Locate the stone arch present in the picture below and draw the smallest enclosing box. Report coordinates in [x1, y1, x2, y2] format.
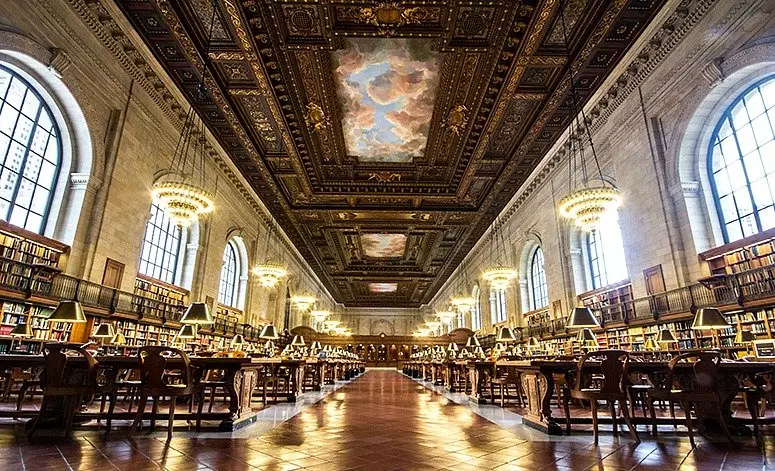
[517, 232, 542, 312]
[0, 30, 94, 244]
[369, 319, 395, 336]
[674, 42, 775, 253]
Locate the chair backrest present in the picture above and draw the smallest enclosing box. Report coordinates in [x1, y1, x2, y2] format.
[137, 345, 191, 389]
[575, 349, 629, 394]
[41, 343, 98, 390]
[665, 351, 721, 394]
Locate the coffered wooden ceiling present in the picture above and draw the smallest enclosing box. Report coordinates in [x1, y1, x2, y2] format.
[115, 0, 667, 307]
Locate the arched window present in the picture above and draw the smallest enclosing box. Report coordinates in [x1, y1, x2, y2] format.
[0, 65, 61, 234]
[471, 284, 482, 331]
[138, 202, 184, 285]
[218, 240, 240, 308]
[489, 287, 507, 324]
[586, 211, 628, 289]
[708, 75, 775, 243]
[529, 247, 548, 310]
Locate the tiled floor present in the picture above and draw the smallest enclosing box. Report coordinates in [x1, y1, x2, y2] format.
[0, 369, 772, 470]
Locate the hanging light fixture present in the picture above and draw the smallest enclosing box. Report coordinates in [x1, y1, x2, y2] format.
[310, 310, 330, 322]
[253, 220, 288, 288]
[291, 294, 316, 311]
[152, 1, 220, 227]
[450, 295, 476, 314]
[451, 262, 476, 313]
[482, 216, 517, 291]
[324, 319, 340, 331]
[555, 5, 622, 232]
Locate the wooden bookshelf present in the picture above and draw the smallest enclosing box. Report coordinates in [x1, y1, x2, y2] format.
[0, 301, 70, 354]
[579, 280, 634, 324]
[214, 304, 241, 333]
[699, 228, 775, 275]
[133, 275, 188, 318]
[0, 220, 68, 291]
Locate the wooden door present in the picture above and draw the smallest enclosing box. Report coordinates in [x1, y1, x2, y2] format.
[643, 265, 668, 313]
[102, 259, 125, 289]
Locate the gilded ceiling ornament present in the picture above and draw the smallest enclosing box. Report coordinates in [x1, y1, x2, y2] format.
[446, 105, 469, 135]
[358, 3, 424, 35]
[367, 172, 401, 183]
[305, 102, 327, 132]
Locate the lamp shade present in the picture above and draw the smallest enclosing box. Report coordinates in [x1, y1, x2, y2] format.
[447, 342, 459, 352]
[691, 307, 730, 329]
[111, 331, 127, 346]
[576, 328, 596, 343]
[735, 330, 755, 344]
[259, 324, 279, 339]
[644, 338, 658, 351]
[310, 341, 322, 350]
[496, 326, 517, 342]
[566, 306, 600, 328]
[473, 346, 485, 358]
[176, 324, 196, 340]
[291, 335, 306, 347]
[47, 300, 86, 323]
[231, 334, 245, 347]
[527, 337, 540, 348]
[93, 323, 115, 339]
[180, 302, 213, 325]
[466, 335, 480, 348]
[10, 322, 32, 338]
[656, 328, 677, 343]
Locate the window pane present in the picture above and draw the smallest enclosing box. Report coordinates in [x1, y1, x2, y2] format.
[741, 213, 758, 237]
[745, 89, 766, 119]
[736, 124, 757, 156]
[0, 65, 62, 234]
[726, 221, 743, 242]
[751, 114, 773, 147]
[759, 206, 775, 231]
[137, 202, 183, 285]
[713, 169, 732, 196]
[731, 100, 749, 129]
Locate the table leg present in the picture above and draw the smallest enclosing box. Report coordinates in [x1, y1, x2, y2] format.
[468, 366, 487, 404]
[520, 369, 563, 435]
[218, 366, 258, 432]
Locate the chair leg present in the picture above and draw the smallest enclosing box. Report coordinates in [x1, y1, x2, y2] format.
[196, 391, 204, 432]
[610, 400, 618, 435]
[167, 397, 176, 441]
[209, 386, 217, 413]
[591, 399, 599, 445]
[619, 399, 639, 443]
[681, 401, 695, 448]
[713, 400, 734, 444]
[129, 395, 148, 435]
[106, 392, 117, 432]
[745, 391, 761, 440]
[150, 396, 158, 431]
[563, 389, 571, 435]
[500, 384, 505, 408]
[127, 387, 136, 413]
[647, 396, 658, 437]
[16, 382, 29, 412]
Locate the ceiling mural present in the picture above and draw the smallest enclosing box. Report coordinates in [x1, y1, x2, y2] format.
[369, 283, 398, 294]
[333, 38, 439, 163]
[115, 0, 671, 307]
[361, 233, 408, 259]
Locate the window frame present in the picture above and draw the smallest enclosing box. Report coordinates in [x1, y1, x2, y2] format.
[707, 74, 775, 243]
[0, 64, 62, 234]
[137, 202, 184, 285]
[471, 284, 482, 331]
[489, 287, 507, 324]
[529, 247, 549, 310]
[587, 230, 605, 289]
[218, 240, 240, 308]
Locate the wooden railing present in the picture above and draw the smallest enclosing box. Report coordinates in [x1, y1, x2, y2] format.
[0, 258, 260, 339]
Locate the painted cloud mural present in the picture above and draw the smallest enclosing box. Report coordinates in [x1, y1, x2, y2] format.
[361, 233, 407, 258]
[333, 38, 439, 163]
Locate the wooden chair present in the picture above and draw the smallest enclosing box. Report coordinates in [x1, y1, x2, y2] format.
[563, 349, 639, 445]
[27, 344, 100, 438]
[490, 364, 524, 408]
[646, 351, 733, 447]
[129, 346, 203, 441]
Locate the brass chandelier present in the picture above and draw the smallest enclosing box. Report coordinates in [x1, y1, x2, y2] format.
[556, 4, 622, 231]
[152, 108, 214, 227]
[253, 219, 288, 288]
[482, 217, 517, 291]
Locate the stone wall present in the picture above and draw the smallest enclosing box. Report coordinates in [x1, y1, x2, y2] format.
[430, 0, 775, 335]
[0, 0, 336, 329]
